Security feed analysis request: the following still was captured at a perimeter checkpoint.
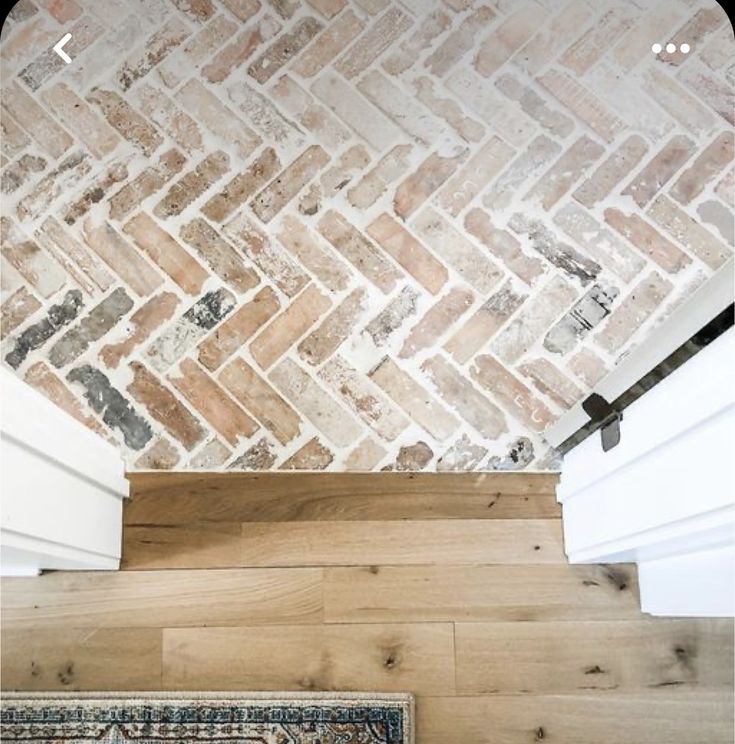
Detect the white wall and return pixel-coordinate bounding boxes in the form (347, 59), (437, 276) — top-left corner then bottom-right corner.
(0, 367), (129, 575)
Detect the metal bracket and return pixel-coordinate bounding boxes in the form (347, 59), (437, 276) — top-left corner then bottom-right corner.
(581, 393), (623, 452)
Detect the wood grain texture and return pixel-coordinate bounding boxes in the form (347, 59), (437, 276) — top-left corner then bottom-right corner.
(123, 519), (565, 569)
(324, 564), (642, 623)
(455, 619), (734, 694)
(163, 623), (455, 694)
(1, 568), (323, 628)
(417, 692), (735, 744)
(2, 472), (733, 743)
(125, 472), (560, 522)
(239, 519), (564, 568)
(122, 522), (242, 569)
(0, 627), (162, 691)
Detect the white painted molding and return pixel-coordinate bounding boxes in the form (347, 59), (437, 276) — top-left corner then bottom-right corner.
(0, 367), (129, 575)
(638, 545), (735, 617)
(556, 327), (735, 617)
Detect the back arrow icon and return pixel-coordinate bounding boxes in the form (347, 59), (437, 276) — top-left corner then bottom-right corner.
(53, 33), (72, 64)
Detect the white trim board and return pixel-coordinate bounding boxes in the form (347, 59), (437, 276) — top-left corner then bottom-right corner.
(556, 326), (735, 617)
(1, 367), (129, 575)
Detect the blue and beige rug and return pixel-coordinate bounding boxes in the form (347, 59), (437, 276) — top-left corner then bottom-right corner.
(0, 692), (413, 744)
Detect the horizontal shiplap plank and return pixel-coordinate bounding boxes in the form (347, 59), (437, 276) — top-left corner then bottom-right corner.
(163, 623), (455, 695)
(0, 569), (323, 628)
(455, 619), (735, 694)
(417, 692), (735, 744)
(324, 564), (643, 623)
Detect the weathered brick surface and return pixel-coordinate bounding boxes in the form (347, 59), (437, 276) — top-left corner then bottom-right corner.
(518, 358), (585, 409)
(250, 144), (329, 222)
(124, 214), (209, 295)
(595, 272), (673, 352)
(169, 358), (259, 446)
(1, 287), (41, 339)
(464, 208), (544, 286)
(248, 17), (323, 84)
(524, 135), (606, 210)
(35, 216), (113, 295)
(179, 219), (260, 294)
(100, 293), (179, 369)
(108, 149), (186, 220)
(147, 288), (236, 372)
(280, 437), (333, 470)
(318, 210), (401, 293)
(220, 358), (301, 445)
(492, 276), (578, 364)
(367, 213), (447, 295)
(604, 208), (693, 274)
(198, 286), (279, 371)
(24, 360), (106, 437)
(1, 0), (730, 472)
(86, 88), (163, 155)
(128, 361), (205, 450)
(153, 150), (230, 218)
(135, 437), (181, 470)
(669, 131), (734, 204)
(16, 150), (92, 222)
(444, 282), (525, 364)
(250, 284), (330, 369)
(399, 286), (474, 359)
(82, 221), (165, 297)
(270, 357), (362, 447)
(276, 216), (351, 291)
(574, 135), (649, 208)
(319, 354), (408, 441)
(201, 147), (280, 222)
(48, 287), (133, 368)
(5, 289), (83, 369)
(471, 355), (554, 433)
(394, 149), (466, 219)
(422, 354), (507, 439)
(370, 357), (459, 442)
(622, 135), (695, 208)
(67, 364), (152, 449)
(225, 215), (309, 297)
(298, 288), (367, 366)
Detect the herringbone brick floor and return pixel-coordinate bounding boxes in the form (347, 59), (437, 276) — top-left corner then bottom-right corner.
(1, 0), (732, 471)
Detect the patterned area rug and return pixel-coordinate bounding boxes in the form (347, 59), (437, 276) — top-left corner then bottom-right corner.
(0, 692), (413, 743)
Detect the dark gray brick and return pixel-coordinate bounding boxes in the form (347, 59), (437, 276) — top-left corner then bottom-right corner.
(67, 364), (153, 449)
(5, 289), (83, 369)
(49, 287), (134, 368)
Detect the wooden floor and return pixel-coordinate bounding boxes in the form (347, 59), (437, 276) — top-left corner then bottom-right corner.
(2, 473), (733, 743)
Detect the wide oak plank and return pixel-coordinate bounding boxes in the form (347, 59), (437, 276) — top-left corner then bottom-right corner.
(455, 619), (735, 694)
(238, 519), (565, 567)
(324, 564), (643, 623)
(1, 568), (323, 628)
(1, 627), (162, 691)
(417, 692), (735, 744)
(126, 472), (560, 523)
(123, 519), (565, 569)
(125, 487), (559, 523)
(122, 521), (241, 569)
(163, 623), (455, 695)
